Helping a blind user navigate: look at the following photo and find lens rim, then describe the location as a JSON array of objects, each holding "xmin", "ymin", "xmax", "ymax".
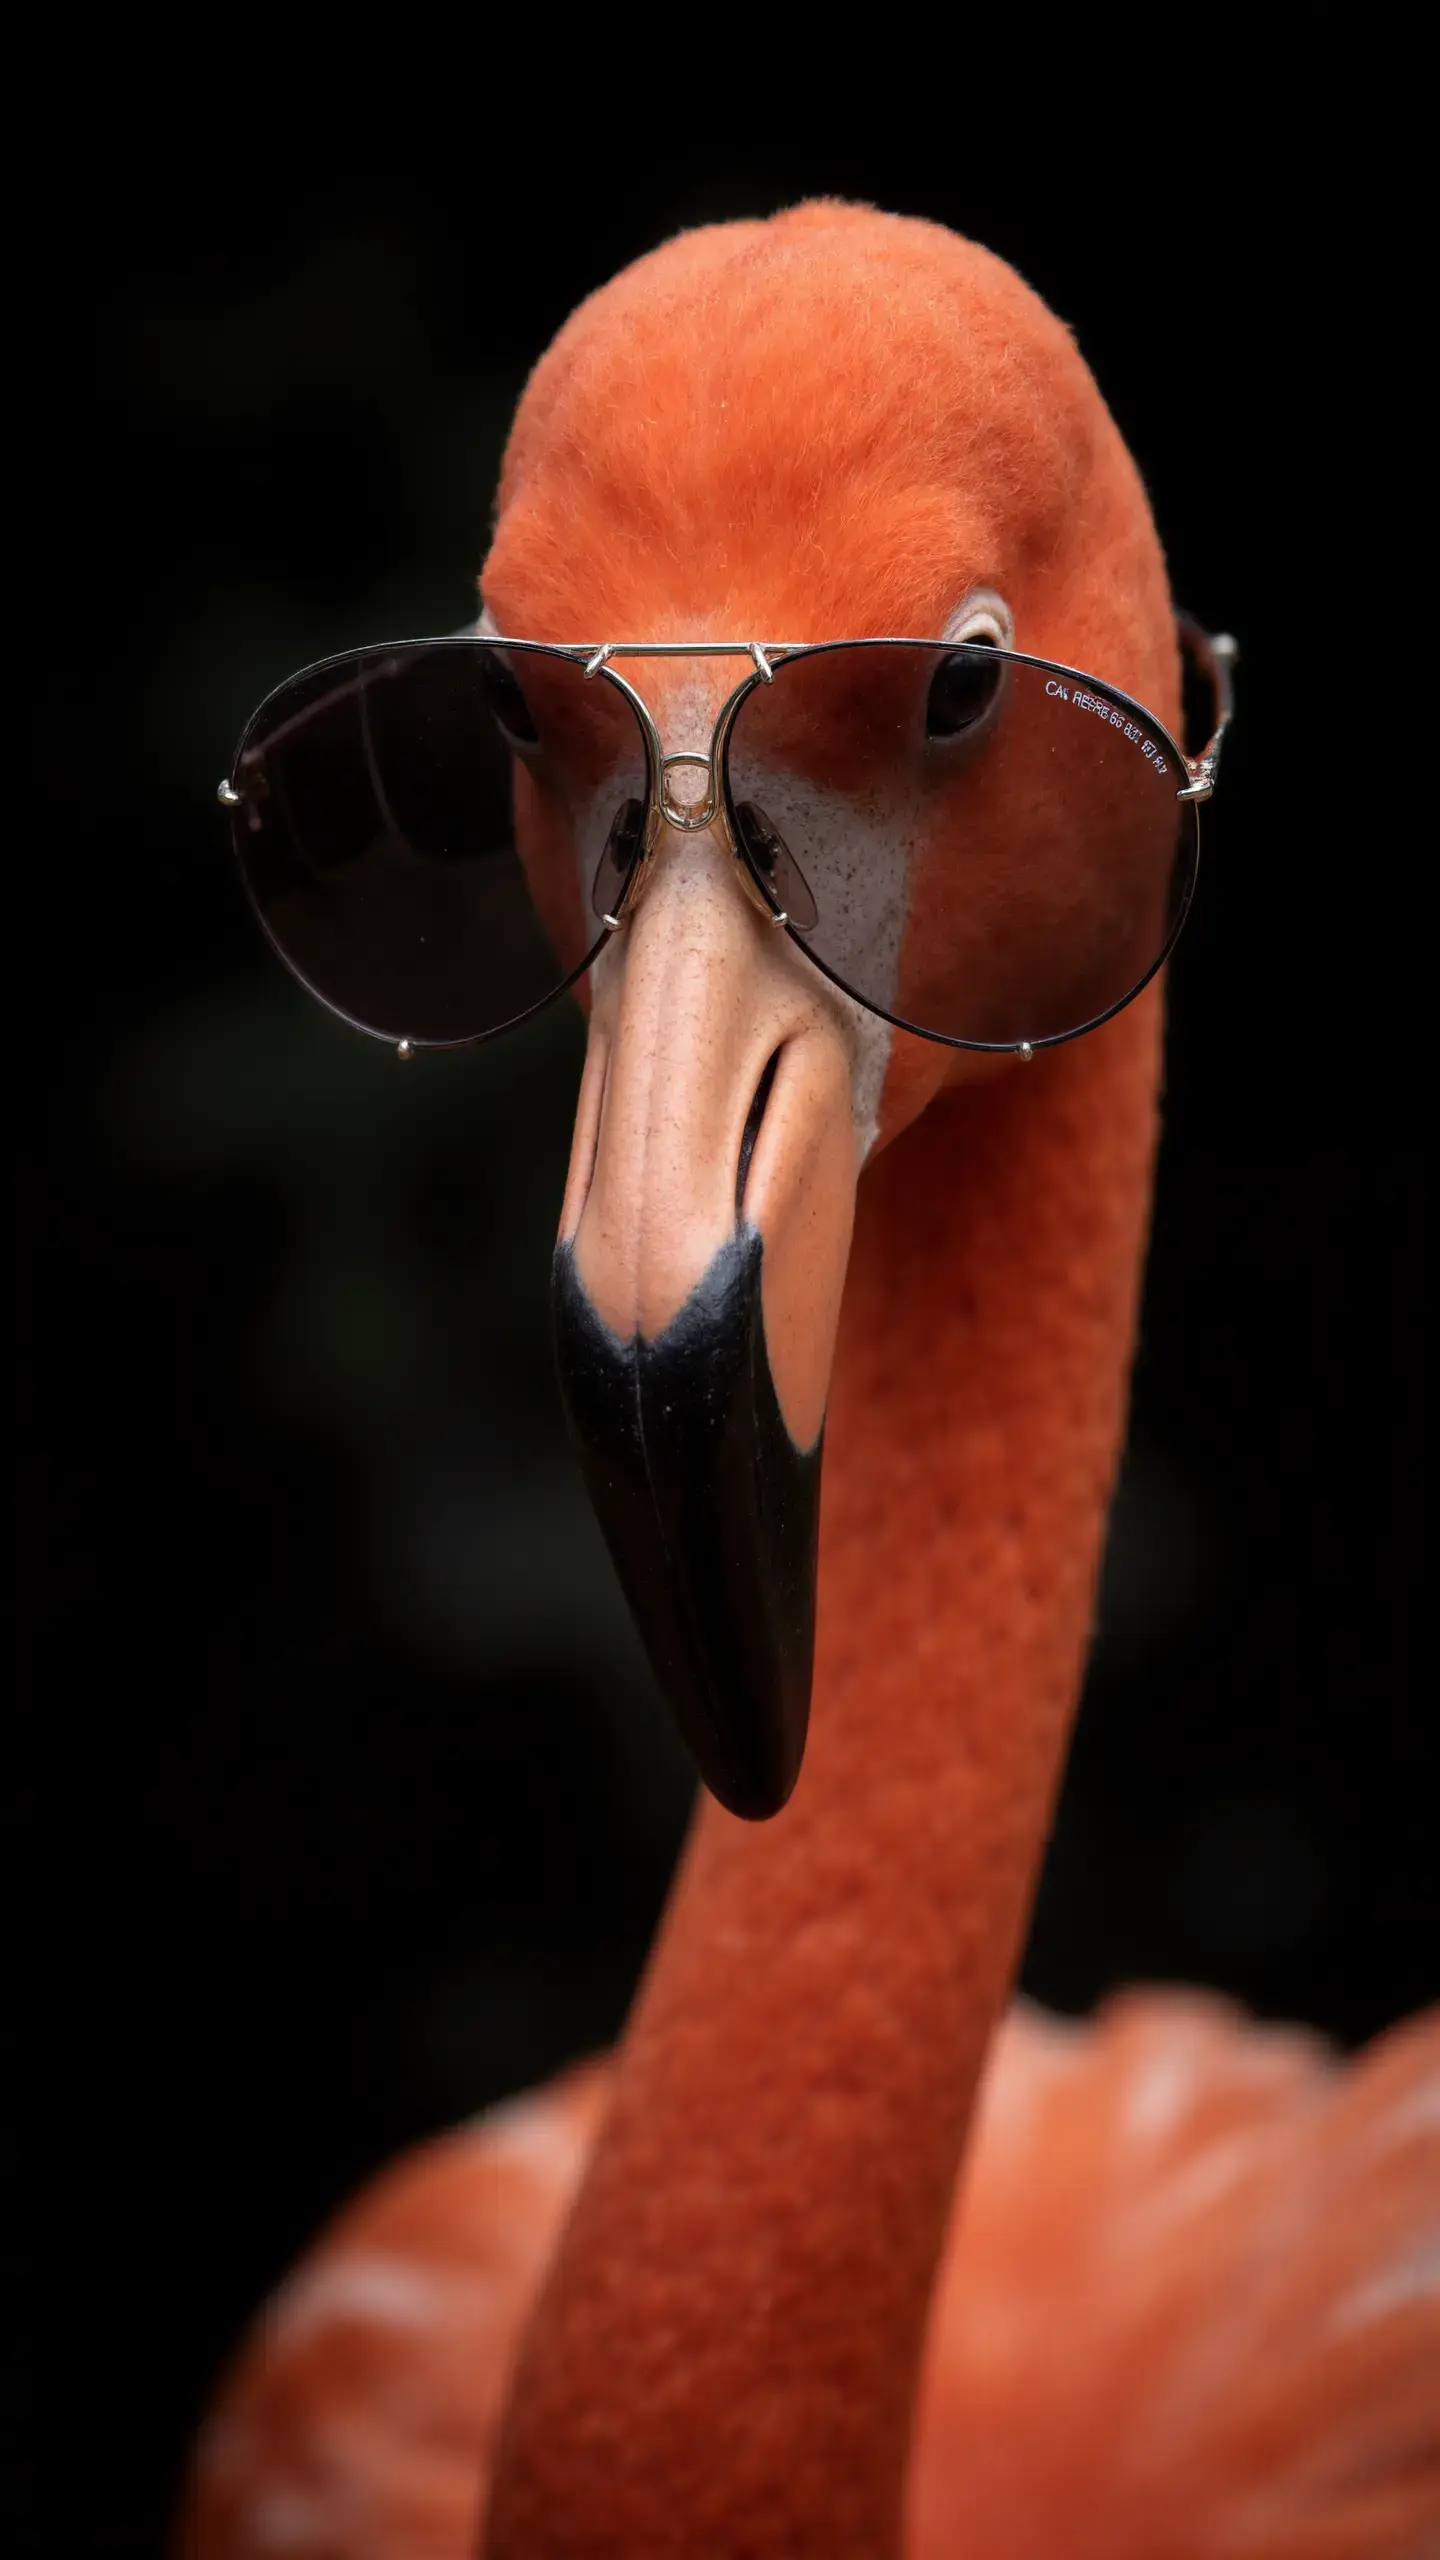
[
  {"xmin": 224, "ymin": 636, "xmax": 652, "ymax": 1051},
  {"xmin": 718, "ymin": 637, "xmax": 1200, "ymax": 1055}
]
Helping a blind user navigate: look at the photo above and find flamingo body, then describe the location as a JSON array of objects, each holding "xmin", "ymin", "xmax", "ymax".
[{"xmin": 184, "ymin": 1999, "xmax": 1440, "ymax": 2557}]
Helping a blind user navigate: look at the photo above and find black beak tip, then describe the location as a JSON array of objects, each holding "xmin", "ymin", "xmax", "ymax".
[
  {"xmin": 553, "ymin": 1233, "xmax": 821, "ymax": 1823},
  {"xmin": 701, "ymin": 1668, "xmax": 808, "ymax": 1824}
]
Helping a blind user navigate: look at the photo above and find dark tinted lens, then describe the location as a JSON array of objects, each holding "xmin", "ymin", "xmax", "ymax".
[
  {"xmin": 725, "ymin": 642, "xmax": 1195, "ymax": 1048},
  {"xmin": 227, "ymin": 640, "xmax": 647, "ymax": 1045}
]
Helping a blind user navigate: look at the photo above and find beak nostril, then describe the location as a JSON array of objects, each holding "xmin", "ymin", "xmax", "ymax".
[{"xmin": 736, "ymin": 1050, "xmax": 782, "ymax": 1225}]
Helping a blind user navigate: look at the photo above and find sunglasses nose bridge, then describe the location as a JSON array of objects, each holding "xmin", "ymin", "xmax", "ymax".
[
  {"xmin": 617, "ymin": 791, "xmax": 784, "ymax": 941},
  {"xmin": 658, "ymin": 748, "xmax": 721, "ymax": 833}
]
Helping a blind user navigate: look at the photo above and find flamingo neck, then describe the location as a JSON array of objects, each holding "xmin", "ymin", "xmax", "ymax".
[{"xmin": 484, "ymin": 996, "xmax": 1162, "ymax": 2559}]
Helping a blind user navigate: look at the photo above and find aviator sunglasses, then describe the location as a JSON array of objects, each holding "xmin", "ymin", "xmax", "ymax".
[{"xmin": 219, "ymin": 617, "xmax": 1236, "ymax": 1059}]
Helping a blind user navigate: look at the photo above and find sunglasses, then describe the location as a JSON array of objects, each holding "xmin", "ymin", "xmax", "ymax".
[{"xmin": 219, "ymin": 616, "xmax": 1235, "ymax": 1059}]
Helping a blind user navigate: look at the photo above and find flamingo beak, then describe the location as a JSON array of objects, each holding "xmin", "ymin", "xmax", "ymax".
[{"xmin": 552, "ymin": 828, "xmax": 861, "ymax": 1819}]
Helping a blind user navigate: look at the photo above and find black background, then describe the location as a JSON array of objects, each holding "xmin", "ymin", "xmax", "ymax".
[{"xmin": 18, "ymin": 101, "xmax": 1430, "ymax": 2559}]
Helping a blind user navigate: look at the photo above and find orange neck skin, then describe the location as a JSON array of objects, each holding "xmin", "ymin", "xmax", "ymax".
[{"xmin": 483, "ymin": 991, "xmax": 1161, "ymax": 2558}]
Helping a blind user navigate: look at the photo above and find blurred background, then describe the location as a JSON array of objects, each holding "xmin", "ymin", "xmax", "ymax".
[{"xmin": 18, "ymin": 110, "xmax": 1430, "ymax": 2557}]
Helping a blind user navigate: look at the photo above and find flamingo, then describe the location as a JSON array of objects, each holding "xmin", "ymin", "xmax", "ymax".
[{"xmin": 179, "ymin": 204, "xmax": 1440, "ymax": 2559}]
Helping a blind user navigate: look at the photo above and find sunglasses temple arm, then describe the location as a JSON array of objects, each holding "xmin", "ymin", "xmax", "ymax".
[{"xmin": 1175, "ymin": 611, "xmax": 1238, "ymax": 801}]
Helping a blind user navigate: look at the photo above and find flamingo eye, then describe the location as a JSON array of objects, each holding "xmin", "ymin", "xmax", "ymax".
[
  {"xmin": 925, "ymin": 641, "xmax": 1003, "ymax": 741},
  {"xmin": 478, "ymin": 647, "xmax": 541, "ymax": 747}
]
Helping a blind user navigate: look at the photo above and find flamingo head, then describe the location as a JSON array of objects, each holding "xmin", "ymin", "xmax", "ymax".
[{"xmin": 481, "ymin": 203, "xmax": 1178, "ymax": 1817}]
